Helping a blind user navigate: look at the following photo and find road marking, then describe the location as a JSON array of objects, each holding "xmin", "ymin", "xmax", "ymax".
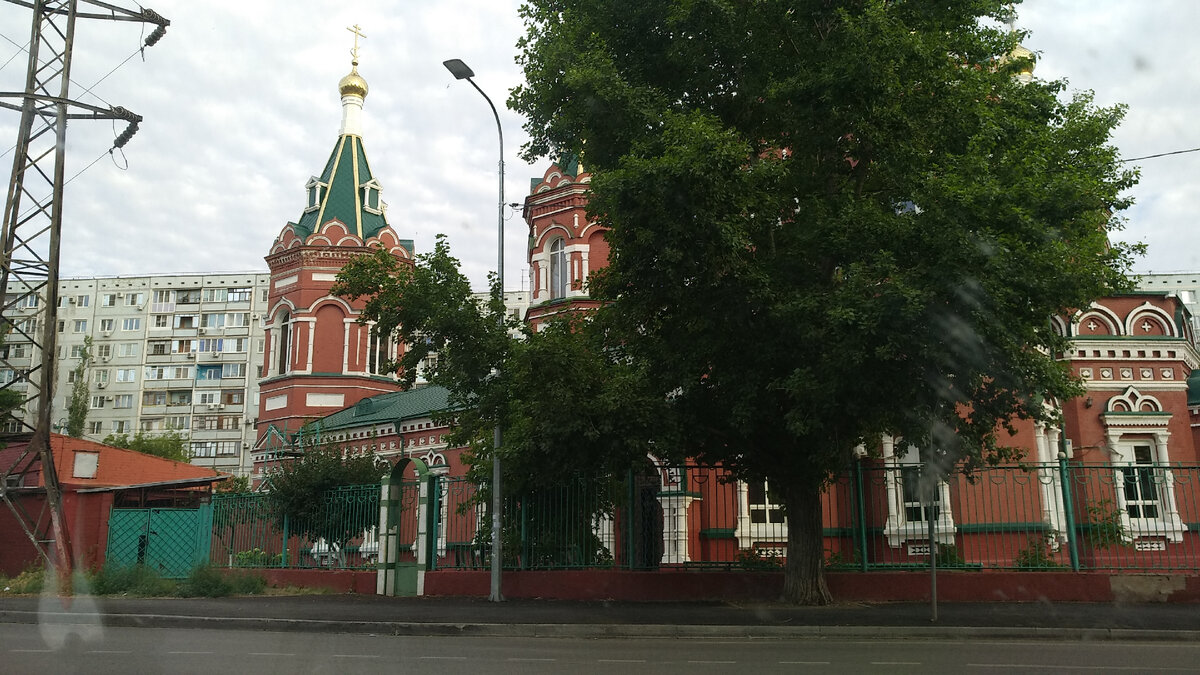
[
  {"xmin": 968, "ymin": 665, "xmax": 1198, "ymax": 672},
  {"xmin": 599, "ymin": 659, "xmax": 647, "ymax": 663},
  {"xmin": 508, "ymin": 657, "xmax": 556, "ymax": 662},
  {"xmin": 10, "ymin": 649, "xmax": 53, "ymax": 653},
  {"xmin": 873, "ymin": 662, "xmax": 921, "ymax": 666},
  {"xmin": 249, "ymin": 652, "xmax": 296, "ymax": 657},
  {"xmin": 332, "ymin": 654, "xmax": 381, "ymax": 659},
  {"xmin": 87, "ymin": 650, "xmax": 132, "ymax": 654},
  {"xmin": 688, "ymin": 660, "xmax": 736, "ymax": 664},
  {"xmin": 167, "ymin": 651, "xmax": 212, "ymax": 655},
  {"xmin": 419, "ymin": 656, "xmax": 468, "ymax": 660},
  {"xmin": 780, "ymin": 662, "xmax": 831, "ymax": 665}
]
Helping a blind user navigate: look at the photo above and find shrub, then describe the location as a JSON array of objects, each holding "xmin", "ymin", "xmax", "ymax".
[
  {"xmin": 228, "ymin": 572, "xmax": 267, "ymax": 595},
  {"xmin": 2, "ymin": 566, "xmax": 44, "ymax": 594},
  {"xmin": 1014, "ymin": 536, "xmax": 1066, "ymax": 570},
  {"xmin": 178, "ymin": 565, "xmax": 232, "ymax": 598},
  {"xmin": 89, "ymin": 564, "xmax": 176, "ymax": 596},
  {"xmin": 933, "ymin": 544, "xmax": 965, "ymax": 568},
  {"xmin": 736, "ymin": 547, "xmax": 784, "ymax": 570},
  {"xmin": 1086, "ymin": 499, "xmax": 1130, "ymax": 550},
  {"xmin": 234, "ymin": 548, "xmax": 282, "ymax": 568}
]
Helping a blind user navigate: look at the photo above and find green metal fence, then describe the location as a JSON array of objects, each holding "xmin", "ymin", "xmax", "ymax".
[
  {"xmin": 207, "ymin": 462, "xmax": 1200, "ymax": 573},
  {"xmin": 209, "ymin": 484, "xmax": 380, "ymax": 569}
]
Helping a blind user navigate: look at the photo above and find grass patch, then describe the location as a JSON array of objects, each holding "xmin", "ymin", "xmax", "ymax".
[{"xmin": 1, "ymin": 566, "xmax": 44, "ymax": 594}]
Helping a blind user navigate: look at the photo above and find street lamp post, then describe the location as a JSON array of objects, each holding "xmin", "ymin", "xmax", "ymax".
[{"xmin": 443, "ymin": 58, "xmax": 504, "ymax": 602}]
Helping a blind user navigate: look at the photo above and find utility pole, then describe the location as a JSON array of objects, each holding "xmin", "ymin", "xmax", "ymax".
[{"xmin": 0, "ymin": 0, "xmax": 168, "ymax": 579}]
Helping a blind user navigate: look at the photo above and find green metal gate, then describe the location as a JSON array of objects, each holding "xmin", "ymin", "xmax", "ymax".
[{"xmin": 106, "ymin": 505, "xmax": 213, "ymax": 578}]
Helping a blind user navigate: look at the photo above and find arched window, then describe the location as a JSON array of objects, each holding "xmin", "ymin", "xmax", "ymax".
[
  {"xmin": 549, "ymin": 238, "xmax": 567, "ymax": 299},
  {"xmin": 276, "ymin": 311, "xmax": 291, "ymax": 375}
]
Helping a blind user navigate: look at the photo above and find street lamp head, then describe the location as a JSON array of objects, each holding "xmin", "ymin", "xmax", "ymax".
[{"xmin": 443, "ymin": 59, "xmax": 475, "ymax": 80}]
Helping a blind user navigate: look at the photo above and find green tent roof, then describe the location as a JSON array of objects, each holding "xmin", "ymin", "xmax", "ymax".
[
  {"xmin": 314, "ymin": 385, "xmax": 453, "ymax": 434},
  {"xmin": 293, "ymin": 134, "xmax": 389, "ymax": 241}
]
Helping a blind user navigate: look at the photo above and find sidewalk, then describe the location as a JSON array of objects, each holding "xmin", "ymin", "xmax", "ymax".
[{"xmin": 3, "ymin": 594, "xmax": 1200, "ymax": 640}]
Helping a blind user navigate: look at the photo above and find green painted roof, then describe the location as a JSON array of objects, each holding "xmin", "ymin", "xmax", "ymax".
[
  {"xmin": 314, "ymin": 385, "xmax": 453, "ymax": 434},
  {"xmin": 293, "ymin": 134, "xmax": 389, "ymax": 241}
]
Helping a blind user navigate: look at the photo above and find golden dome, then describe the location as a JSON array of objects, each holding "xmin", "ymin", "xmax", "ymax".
[{"xmin": 339, "ymin": 61, "xmax": 368, "ymax": 99}]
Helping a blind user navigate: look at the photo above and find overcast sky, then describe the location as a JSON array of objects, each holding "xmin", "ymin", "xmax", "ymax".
[{"xmin": 0, "ymin": 1, "xmax": 1196, "ymax": 291}]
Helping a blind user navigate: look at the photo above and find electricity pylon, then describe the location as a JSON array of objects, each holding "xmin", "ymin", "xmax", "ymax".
[{"xmin": 0, "ymin": 0, "xmax": 168, "ymax": 576}]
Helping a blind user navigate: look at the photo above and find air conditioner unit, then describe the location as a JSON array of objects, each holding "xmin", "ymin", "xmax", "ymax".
[
  {"xmin": 218, "ymin": 404, "xmax": 226, "ymax": 410},
  {"xmin": 208, "ymin": 403, "xmax": 218, "ymax": 410},
  {"xmin": 210, "ymin": 352, "xmax": 220, "ymax": 358},
  {"xmin": 68, "ymin": 297, "xmax": 76, "ymax": 304},
  {"xmin": 101, "ymin": 356, "xmax": 110, "ymax": 362},
  {"xmin": 186, "ymin": 352, "xmax": 196, "ymax": 359},
  {"xmin": 252, "ymin": 313, "xmax": 260, "ymax": 320},
  {"xmin": 242, "ymin": 442, "xmax": 250, "ymax": 450},
  {"xmin": 105, "ymin": 395, "xmax": 114, "ymax": 401},
  {"xmin": 97, "ymin": 382, "xmax": 106, "ymax": 389},
  {"xmin": 198, "ymin": 328, "xmax": 207, "ymax": 335},
  {"xmin": 116, "ymin": 292, "xmax": 124, "ymax": 298}
]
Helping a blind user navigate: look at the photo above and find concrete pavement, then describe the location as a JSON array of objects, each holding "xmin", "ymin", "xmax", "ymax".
[{"xmin": 2, "ymin": 594, "xmax": 1199, "ymax": 641}]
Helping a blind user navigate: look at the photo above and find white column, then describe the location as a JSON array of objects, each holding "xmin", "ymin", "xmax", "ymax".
[{"xmin": 658, "ymin": 494, "xmax": 694, "ymax": 564}]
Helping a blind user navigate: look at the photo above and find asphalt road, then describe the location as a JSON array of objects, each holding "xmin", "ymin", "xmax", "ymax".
[{"xmin": 3, "ymin": 624, "xmax": 1200, "ymax": 674}]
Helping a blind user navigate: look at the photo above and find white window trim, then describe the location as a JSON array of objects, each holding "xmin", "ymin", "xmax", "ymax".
[
  {"xmin": 1104, "ymin": 425, "xmax": 1187, "ymax": 543},
  {"xmin": 881, "ymin": 437, "xmax": 955, "ymax": 547},
  {"xmin": 735, "ymin": 481, "xmax": 788, "ymax": 550}
]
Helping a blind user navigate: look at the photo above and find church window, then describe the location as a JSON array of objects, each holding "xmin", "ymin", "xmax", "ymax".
[
  {"xmin": 1124, "ymin": 445, "xmax": 1160, "ymax": 520},
  {"xmin": 305, "ymin": 178, "xmax": 327, "ymax": 211},
  {"xmin": 549, "ymin": 238, "xmax": 567, "ymax": 299},
  {"xmin": 277, "ymin": 312, "xmax": 291, "ymax": 375},
  {"xmin": 368, "ymin": 327, "xmax": 393, "ymax": 376},
  {"xmin": 360, "ymin": 180, "xmax": 383, "ymax": 214},
  {"xmin": 882, "ymin": 441, "xmax": 956, "ymax": 548}
]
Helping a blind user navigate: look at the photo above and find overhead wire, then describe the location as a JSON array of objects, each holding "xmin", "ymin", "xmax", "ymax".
[{"xmin": 1121, "ymin": 147, "xmax": 1200, "ymax": 163}]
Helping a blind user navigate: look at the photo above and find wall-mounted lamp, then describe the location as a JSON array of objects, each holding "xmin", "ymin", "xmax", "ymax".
[{"xmin": 1084, "ymin": 396, "xmax": 1093, "ymax": 408}]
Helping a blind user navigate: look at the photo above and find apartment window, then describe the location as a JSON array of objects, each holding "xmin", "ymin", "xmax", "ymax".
[
  {"xmin": 228, "ymin": 288, "xmax": 251, "ymax": 302},
  {"xmin": 256, "ymin": 339, "xmax": 264, "ymax": 354},
  {"xmin": 191, "ymin": 441, "xmax": 238, "ymax": 458},
  {"xmin": 0, "ymin": 369, "xmax": 15, "ymax": 385},
  {"xmin": 140, "ymin": 418, "xmax": 162, "ymax": 431},
  {"xmin": 90, "ymin": 395, "xmax": 106, "ymax": 409},
  {"xmin": 113, "ymin": 420, "xmax": 130, "ymax": 433},
  {"xmin": 197, "ymin": 365, "xmax": 221, "ymax": 381},
  {"xmin": 149, "ymin": 341, "xmax": 169, "ymax": 356},
  {"xmin": 226, "ymin": 312, "xmax": 249, "ymax": 327},
  {"xmin": 67, "ymin": 370, "xmax": 80, "ymax": 384},
  {"xmin": 121, "ymin": 318, "xmax": 141, "ymax": 331},
  {"xmin": 101, "ymin": 294, "xmax": 117, "ymax": 307},
  {"xmin": 261, "ymin": 289, "xmax": 269, "ymax": 302},
  {"xmin": 171, "ymin": 366, "xmax": 192, "ymax": 380},
  {"xmin": 116, "ymin": 368, "xmax": 137, "ymax": 383},
  {"xmin": 113, "ymin": 394, "xmax": 133, "ymax": 409},
  {"xmin": 87, "ymin": 421, "xmax": 103, "ymax": 434},
  {"xmin": 96, "ymin": 344, "xmax": 111, "ymax": 359},
  {"xmin": 222, "ymin": 363, "xmax": 246, "ymax": 378},
  {"xmin": 201, "ymin": 313, "xmax": 225, "ymax": 328},
  {"xmin": 194, "ymin": 415, "xmax": 218, "ymax": 430},
  {"xmin": 176, "ymin": 289, "xmax": 201, "ymax": 304},
  {"xmin": 125, "ymin": 292, "xmax": 143, "ymax": 306},
  {"xmin": 176, "ymin": 315, "xmax": 196, "ymax": 329},
  {"xmin": 173, "ymin": 340, "xmax": 194, "ymax": 354},
  {"xmin": 222, "ymin": 390, "xmax": 243, "ymax": 405},
  {"xmin": 219, "ymin": 415, "xmax": 240, "ymax": 430},
  {"xmin": 73, "ymin": 320, "xmax": 87, "ymax": 333},
  {"xmin": 166, "ymin": 415, "xmax": 190, "ymax": 429},
  {"xmin": 70, "ymin": 345, "xmax": 86, "ymax": 358},
  {"xmin": 202, "ymin": 288, "xmax": 227, "ymax": 303},
  {"xmin": 198, "ymin": 338, "xmax": 223, "ymax": 353},
  {"xmin": 94, "ymin": 369, "xmax": 109, "ymax": 385},
  {"xmin": 7, "ymin": 344, "xmax": 26, "ymax": 359},
  {"xmin": 142, "ymin": 391, "xmax": 166, "ymax": 406},
  {"xmin": 118, "ymin": 343, "xmax": 139, "ymax": 357},
  {"xmin": 19, "ymin": 294, "xmax": 38, "ymax": 309},
  {"xmin": 167, "ymin": 390, "xmax": 191, "ymax": 406},
  {"xmin": 226, "ymin": 338, "xmax": 247, "ymax": 353},
  {"xmin": 198, "ymin": 392, "xmax": 217, "ymax": 405},
  {"xmin": 99, "ymin": 318, "xmax": 115, "ymax": 332},
  {"xmin": 145, "ymin": 366, "xmax": 166, "ymax": 380},
  {"xmin": 75, "ymin": 295, "xmax": 89, "ymax": 307},
  {"xmin": 153, "ymin": 314, "xmax": 170, "ymax": 328},
  {"xmin": 57, "ymin": 320, "xmax": 65, "ymax": 334}
]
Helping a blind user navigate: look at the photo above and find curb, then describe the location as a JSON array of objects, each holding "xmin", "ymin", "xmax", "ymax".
[{"xmin": 3, "ymin": 610, "xmax": 1200, "ymax": 642}]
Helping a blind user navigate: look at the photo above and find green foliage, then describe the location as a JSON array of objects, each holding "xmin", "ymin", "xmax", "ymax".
[
  {"xmin": 102, "ymin": 428, "xmax": 190, "ymax": 462},
  {"xmin": 89, "ymin": 564, "xmax": 176, "ymax": 596},
  {"xmin": 1, "ymin": 566, "xmax": 44, "ymax": 594},
  {"xmin": 1014, "ymin": 536, "xmax": 1066, "ymax": 569},
  {"xmin": 216, "ymin": 475, "xmax": 252, "ymax": 494},
  {"xmin": 264, "ymin": 442, "xmax": 386, "ymax": 555},
  {"xmin": 511, "ymin": 0, "xmax": 1140, "ymax": 603},
  {"xmin": 934, "ymin": 544, "xmax": 966, "ymax": 568},
  {"xmin": 737, "ymin": 547, "xmax": 785, "ymax": 570},
  {"xmin": 178, "ymin": 565, "xmax": 233, "ymax": 598},
  {"xmin": 66, "ymin": 336, "xmax": 93, "ymax": 437},
  {"xmin": 1086, "ymin": 499, "xmax": 1130, "ymax": 550},
  {"xmin": 233, "ymin": 548, "xmax": 282, "ymax": 568}
]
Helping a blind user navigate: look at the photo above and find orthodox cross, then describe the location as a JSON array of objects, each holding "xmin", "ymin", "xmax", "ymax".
[{"xmin": 347, "ymin": 24, "xmax": 367, "ymax": 61}]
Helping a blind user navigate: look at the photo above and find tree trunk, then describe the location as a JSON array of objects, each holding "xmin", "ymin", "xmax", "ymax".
[{"xmin": 782, "ymin": 483, "xmax": 832, "ymax": 605}]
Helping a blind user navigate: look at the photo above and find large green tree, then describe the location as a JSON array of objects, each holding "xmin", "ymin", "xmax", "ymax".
[
  {"xmin": 102, "ymin": 429, "xmax": 190, "ymax": 463},
  {"xmin": 511, "ymin": 0, "xmax": 1139, "ymax": 603},
  {"xmin": 65, "ymin": 336, "xmax": 93, "ymax": 438}
]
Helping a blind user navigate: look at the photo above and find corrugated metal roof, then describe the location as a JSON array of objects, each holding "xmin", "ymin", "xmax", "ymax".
[{"xmin": 315, "ymin": 385, "xmax": 453, "ymax": 433}]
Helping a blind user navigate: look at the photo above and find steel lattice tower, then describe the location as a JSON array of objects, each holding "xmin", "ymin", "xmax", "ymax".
[{"xmin": 0, "ymin": 0, "xmax": 168, "ymax": 575}]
